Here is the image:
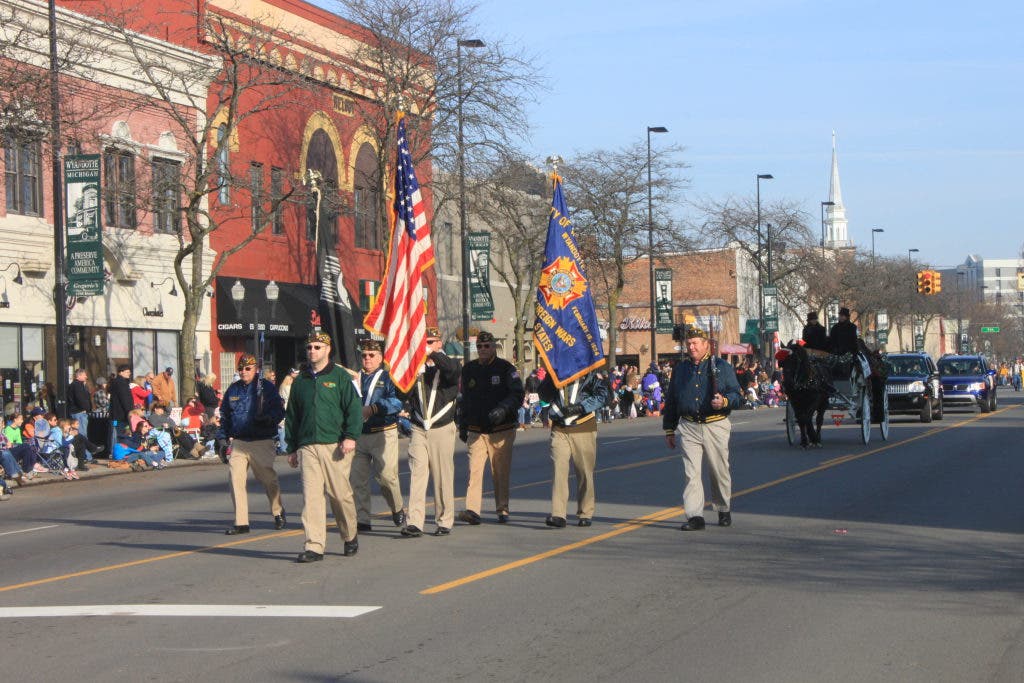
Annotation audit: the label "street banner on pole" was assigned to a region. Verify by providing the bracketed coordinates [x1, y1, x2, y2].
[467, 231, 494, 321]
[654, 267, 673, 333]
[763, 285, 779, 332]
[64, 155, 103, 297]
[534, 174, 605, 387]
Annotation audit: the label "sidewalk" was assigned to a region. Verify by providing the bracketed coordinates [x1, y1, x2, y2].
[8, 454, 223, 489]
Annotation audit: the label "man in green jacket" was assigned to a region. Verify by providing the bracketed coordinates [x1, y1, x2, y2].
[285, 331, 363, 563]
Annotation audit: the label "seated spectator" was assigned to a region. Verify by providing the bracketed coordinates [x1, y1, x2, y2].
[3, 413, 44, 475]
[142, 405, 175, 462]
[67, 417, 103, 471]
[114, 420, 165, 470]
[1, 429, 30, 488]
[181, 397, 206, 427]
[200, 414, 221, 457]
[35, 413, 75, 480]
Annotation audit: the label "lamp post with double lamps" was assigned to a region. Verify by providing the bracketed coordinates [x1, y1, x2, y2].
[756, 173, 773, 360]
[871, 228, 884, 262]
[646, 125, 668, 367]
[457, 38, 484, 362]
[907, 248, 919, 266]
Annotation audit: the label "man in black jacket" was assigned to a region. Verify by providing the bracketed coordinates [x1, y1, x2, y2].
[399, 327, 461, 537]
[457, 330, 525, 524]
[828, 307, 859, 357]
[67, 369, 92, 457]
[801, 312, 829, 352]
[108, 364, 134, 446]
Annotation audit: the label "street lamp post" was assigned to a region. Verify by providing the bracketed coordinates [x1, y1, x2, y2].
[871, 228, 884, 262]
[48, 0, 70, 417]
[646, 125, 668, 367]
[756, 173, 773, 359]
[457, 38, 484, 362]
[820, 201, 834, 259]
[907, 247, 919, 266]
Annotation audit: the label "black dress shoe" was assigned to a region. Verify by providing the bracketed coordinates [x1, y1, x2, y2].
[225, 525, 250, 535]
[718, 511, 732, 527]
[401, 525, 423, 537]
[357, 522, 373, 532]
[497, 512, 510, 524]
[433, 526, 451, 536]
[577, 518, 592, 527]
[545, 515, 567, 528]
[343, 538, 359, 556]
[296, 550, 323, 563]
[458, 510, 481, 525]
[274, 511, 287, 530]
[680, 516, 705, 531]
[392, 510, 407, 527]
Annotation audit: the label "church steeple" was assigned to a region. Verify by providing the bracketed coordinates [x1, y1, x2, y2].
[825, 131, 851, 248]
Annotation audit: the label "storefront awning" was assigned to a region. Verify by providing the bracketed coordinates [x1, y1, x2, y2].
[215, 277, 320, 337]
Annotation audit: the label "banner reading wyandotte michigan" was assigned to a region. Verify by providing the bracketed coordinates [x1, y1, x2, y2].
[65, 154, 104, 297]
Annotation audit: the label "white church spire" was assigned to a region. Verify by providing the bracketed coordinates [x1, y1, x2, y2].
[825, 131, 851, 248]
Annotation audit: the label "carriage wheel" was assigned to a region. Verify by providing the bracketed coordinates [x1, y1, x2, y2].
[878, 391, 890, 441]
[860, 392, 872, 444]
[785, 402, 797, 446]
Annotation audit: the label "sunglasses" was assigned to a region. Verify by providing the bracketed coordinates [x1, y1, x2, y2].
[477, 343, 492, 349]
[426, 338, 440, 343]
[239, 365, 256, 371]
[361, 352, 379, 358]
[306, 344, 324, 351]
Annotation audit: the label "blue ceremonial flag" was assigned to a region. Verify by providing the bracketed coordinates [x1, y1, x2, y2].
[533, 174, 605, 387]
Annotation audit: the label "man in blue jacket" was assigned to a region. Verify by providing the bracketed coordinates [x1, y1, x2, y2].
[217, 354, 286, 535]
[351, 339, 406, 533]
[662, 327, 743, 531]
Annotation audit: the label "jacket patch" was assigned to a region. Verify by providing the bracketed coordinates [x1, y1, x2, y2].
[491, 375, 501, 385]
[322, 381, 337, 389]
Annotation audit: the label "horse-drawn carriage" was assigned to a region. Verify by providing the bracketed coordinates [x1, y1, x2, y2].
[779, 340, 889, 448]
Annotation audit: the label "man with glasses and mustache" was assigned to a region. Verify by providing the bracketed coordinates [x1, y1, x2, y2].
[458, 330, 525, 525]
[217, 354, 287, 535]
[351, 338, 406, 533]
[399, 326, 461, 537]
[285, 331, 364, 563]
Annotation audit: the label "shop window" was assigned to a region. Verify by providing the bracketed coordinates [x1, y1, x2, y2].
[4, 133, 43, 216]
[219, 352, 236, 393]
[156, 331, 177, 380]
[104, 149, 136, 228]
[132, 331, 155, 377]
[107, 329, 130, 376]
[0, 325, 19, 409]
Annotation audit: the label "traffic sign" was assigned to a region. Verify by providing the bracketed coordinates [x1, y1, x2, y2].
[980, 326, 1000, 333]
[913, 334, 924, 352]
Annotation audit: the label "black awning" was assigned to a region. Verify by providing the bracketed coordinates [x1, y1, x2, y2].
[215, 277, 320, 337]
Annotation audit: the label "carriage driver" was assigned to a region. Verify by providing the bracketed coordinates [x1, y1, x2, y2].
[801, 311, 829, 352]
[662, 327, 743, 531]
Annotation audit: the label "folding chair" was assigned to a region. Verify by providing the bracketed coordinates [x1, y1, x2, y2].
[34, 425, 69, 477]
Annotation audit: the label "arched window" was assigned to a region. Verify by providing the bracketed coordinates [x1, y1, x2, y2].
[305, 129, 339, 244]
[353, 142, 381, 251]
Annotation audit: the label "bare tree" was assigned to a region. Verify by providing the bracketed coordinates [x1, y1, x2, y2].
[330, 0, 542, 248]
[465, 154, 549, 372]
[102, 10, 318, 399]
[561, 140, 690, 369]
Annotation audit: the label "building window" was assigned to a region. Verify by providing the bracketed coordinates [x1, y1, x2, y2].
[250, 162, 263, 232]
[270, 166, 284, 235]
[354, 143, 380, 250]
[216, 124, 230, 205]
[104, 149, 136, 228]
[152, 158, 180, 233]
[4, 134, 43, 216]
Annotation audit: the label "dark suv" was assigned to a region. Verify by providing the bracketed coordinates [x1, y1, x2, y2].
[937, 354, 997, 412]
[884, 352, 943, 422]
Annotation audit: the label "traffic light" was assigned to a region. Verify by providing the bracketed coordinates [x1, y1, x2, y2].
[921, 270, 934, 295]
[916, 270, 927, 294]
[932, 270, 941, 294]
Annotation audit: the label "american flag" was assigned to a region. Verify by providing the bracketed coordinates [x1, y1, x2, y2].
[363, 114, 434, 393]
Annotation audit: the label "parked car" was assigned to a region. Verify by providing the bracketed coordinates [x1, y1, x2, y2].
[937, 354, 997, 412]
[884, 352, 943, 422]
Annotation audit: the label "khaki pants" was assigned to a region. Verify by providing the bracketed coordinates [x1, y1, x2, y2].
[677, 417, 732, 519]
[550, 420, 597, 520]
[465, 429, 516, 515]
[299, 442, 358, 553]
[407, 421, 456, 530]
[228, 439, 283, 526]
[351, 428, 404, 525]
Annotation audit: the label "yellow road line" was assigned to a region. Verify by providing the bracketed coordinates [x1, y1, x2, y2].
[418, 404, 1021, 595]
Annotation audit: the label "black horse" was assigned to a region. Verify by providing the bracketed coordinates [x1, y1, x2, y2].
[778, 342, 831, 449]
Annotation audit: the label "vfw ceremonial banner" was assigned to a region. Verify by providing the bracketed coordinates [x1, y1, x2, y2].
[533, 174, 604, 387]
[363, 113, 435, 392]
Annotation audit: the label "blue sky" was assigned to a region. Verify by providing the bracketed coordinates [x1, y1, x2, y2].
[472, 0, 1023, 268]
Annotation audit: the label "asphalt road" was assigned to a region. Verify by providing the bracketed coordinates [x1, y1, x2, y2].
[1, 394, 1022, 682]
